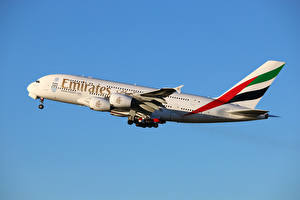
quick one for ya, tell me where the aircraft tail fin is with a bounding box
[217,60,285,109]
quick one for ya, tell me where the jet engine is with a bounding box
[89,97,111,111]
[109,93,133,108]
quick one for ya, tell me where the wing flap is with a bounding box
[143,101,160,110]
[139,104,156,113]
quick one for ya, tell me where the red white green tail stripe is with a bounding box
[185,60,285,116]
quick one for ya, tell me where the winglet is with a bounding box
[174,85,184,94]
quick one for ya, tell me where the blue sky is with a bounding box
[1,0,300,199]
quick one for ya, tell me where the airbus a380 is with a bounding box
[27,60,284,128]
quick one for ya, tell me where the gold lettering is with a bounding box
[95,85,101,94]
[69,81,80,90]
[80,81,85,92]
[88,84,95,93]
[61,79,114,95]
[100,87,106,94]
[107,87,111,96]
[62,78,69,89]
[84,82,88,92]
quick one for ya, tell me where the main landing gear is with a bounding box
[128,117,164,128]
[38,97,44,109]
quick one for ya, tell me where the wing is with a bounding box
[140,85,184,98]
[132,85,184,113]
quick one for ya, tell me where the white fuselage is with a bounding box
[27,74,264,123]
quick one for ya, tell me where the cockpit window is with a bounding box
[35,80,40,83]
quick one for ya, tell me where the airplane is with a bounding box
[27,60,284,128]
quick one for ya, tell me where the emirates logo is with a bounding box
[116,97,121,104]
[95,100,101,108]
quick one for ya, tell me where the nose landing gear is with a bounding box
[38,97,44,109]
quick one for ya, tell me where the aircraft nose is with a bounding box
[27,82,38,99]
[27,82,34,92]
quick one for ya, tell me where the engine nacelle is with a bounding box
[89,97,111,111]
[109,93,133,108]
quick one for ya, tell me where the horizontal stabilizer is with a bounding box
[268,114,280,118]
[228,109,269,117]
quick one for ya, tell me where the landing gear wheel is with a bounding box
[38,104,44,109]
[153,123,158,128]
[141,123,146,128]
[128,120,133,125]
